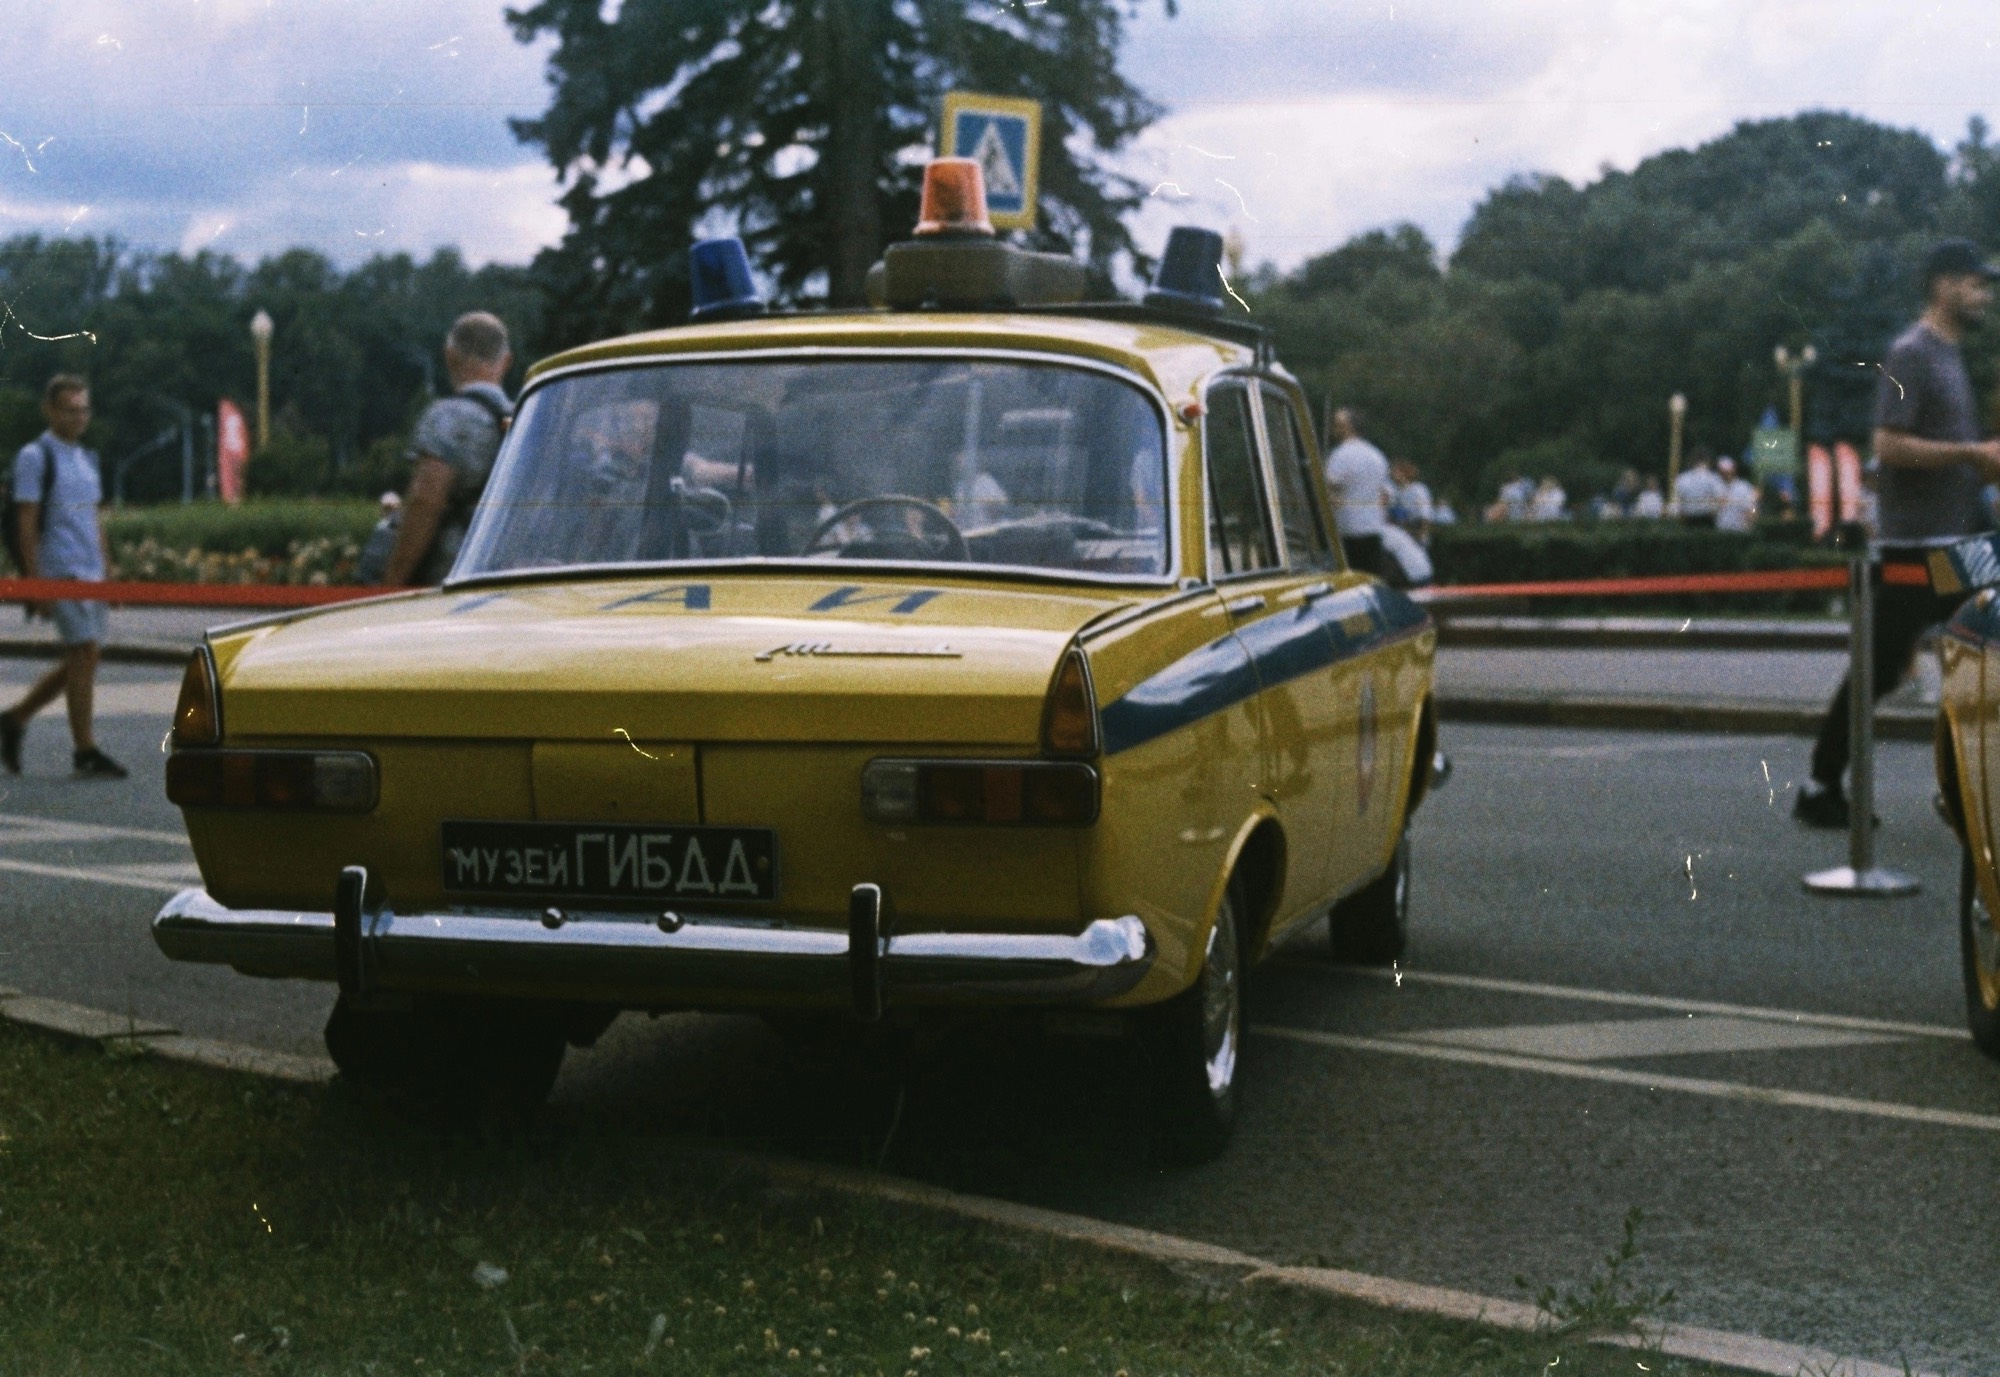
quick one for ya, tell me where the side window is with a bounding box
[1259,385,1335,571]
[1203,383,1277,577]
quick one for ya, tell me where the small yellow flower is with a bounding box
[1056,1346,1067,1356]
[713,1304,728,1318]
[712,1232,726,1245]
[882,1270,897,1283]
[945,1325,960,1338]
[965,1304,980,1318]
[825,1328,838,1338]
[818,1267,833,1282]
[877,1289,890,1301]
[743,1278,758,1294]
[909,1346,931,1360]
[787,1348,801,1360]
[969,1329,990,1344]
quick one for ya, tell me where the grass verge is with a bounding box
[0,1023,1727,1376]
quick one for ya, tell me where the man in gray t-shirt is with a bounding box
[381,312,514,586]
[0,375,126,779]
[1798,239,2000,827]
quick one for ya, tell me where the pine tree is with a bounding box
[506,0,1167,345]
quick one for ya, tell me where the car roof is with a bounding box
[525,308,1270,407]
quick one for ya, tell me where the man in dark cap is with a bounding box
[1797,239,2000,827]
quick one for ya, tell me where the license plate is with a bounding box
[441,820,778,903]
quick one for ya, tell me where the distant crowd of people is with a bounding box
[1482,446,1781,531]
[1315,406,1799,587]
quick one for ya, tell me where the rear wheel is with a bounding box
[1329,827,1409,964]
[1147,879,1245,1165]
[325,994,569,1124]
[1960,849,2000,1059]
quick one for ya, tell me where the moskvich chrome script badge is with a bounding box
[755,641,962,662]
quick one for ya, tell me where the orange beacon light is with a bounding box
[913,158,996,237]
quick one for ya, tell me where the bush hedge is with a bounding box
[104,499,378,555]
[1430,519,1846,614]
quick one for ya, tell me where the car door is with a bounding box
[1203,376,1346,939]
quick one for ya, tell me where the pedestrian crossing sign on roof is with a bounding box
[940,91,1041,231]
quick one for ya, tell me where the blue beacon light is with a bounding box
[1143,226,1227,314]
[689,237,765,320]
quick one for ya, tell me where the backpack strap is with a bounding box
[457,386,512,434]
[33,438,56,535]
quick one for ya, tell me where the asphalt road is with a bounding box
[0,657,1992,1373]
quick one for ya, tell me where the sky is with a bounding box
[5,1,2000,275]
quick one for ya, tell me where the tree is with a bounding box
[507,0,1167,345]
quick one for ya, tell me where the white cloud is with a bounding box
[1120,0,2000,272]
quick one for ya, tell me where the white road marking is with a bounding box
[1312,963,1970,1041]
[0,856,188,893]
[1400,1015,1904,1061]
[1255,1025,2000,1134]
[0,811,189,846]
[1450,737,1782,761]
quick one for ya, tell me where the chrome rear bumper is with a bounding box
[152,884,1155,1013]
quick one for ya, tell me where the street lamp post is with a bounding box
[1667,392,1688,500]
[1775,343,1817,439]
[250,310,274,451]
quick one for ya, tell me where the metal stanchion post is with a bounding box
[1805,523,1920,897]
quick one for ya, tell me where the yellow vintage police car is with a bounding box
[154,160,1438,1158]
[1937,582,2000,1055]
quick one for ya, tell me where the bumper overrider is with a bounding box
[151,869,1156,1018]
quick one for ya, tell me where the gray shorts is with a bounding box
[50,598,108,646]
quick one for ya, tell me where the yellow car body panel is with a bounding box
[167,308,1436,1015]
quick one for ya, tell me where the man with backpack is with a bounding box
[1,374,126,779]
[378,312,514,586]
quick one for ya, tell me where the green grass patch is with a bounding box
[0,1023,1729,1376]
[104,499,379,556]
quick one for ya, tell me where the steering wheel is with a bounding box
[801,496,969,562]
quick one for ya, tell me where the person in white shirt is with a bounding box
[1714,456,1760,532]
[1631,476,1666,518]
[1528,475,1567,521]
[1323,407,1392,576]
[1673,447,1726,527]
[1389,458,1433,543]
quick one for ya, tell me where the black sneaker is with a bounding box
[0,714,19,775]
[73,748,127,780]
[1793,782,1850,830]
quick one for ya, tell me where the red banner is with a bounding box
[217,399,250,505]
[1807,443,1833,540]
[1834,440,1864,524]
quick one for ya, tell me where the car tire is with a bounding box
[325,994,568,1124]
[1328,826,1409,965]
[1960,848,2000,1060]
[1146,877,1245,1165]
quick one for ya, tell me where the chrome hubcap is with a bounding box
[1201,909,1240,1099]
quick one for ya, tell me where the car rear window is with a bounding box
[453,357,1171,581]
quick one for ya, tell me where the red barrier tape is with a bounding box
[0,561,1945,611]
[1415,562,1930,602]
[0,578,388,609]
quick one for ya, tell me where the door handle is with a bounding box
[1224,593,1266,616]
[1297,581,1334,602]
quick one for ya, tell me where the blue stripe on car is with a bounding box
[1098,584,1431,756]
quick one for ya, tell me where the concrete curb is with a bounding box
[0,989,1936,1377]
[1436,616,1849,652]
[1436,692,1936,741]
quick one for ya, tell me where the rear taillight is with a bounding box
[166,750,378,813]
[1041,647,1099,757]
[861,759,1099,826]
[172,648,221,747]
